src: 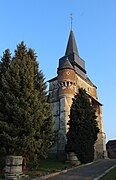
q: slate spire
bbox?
[58,29,86,78]
[65,30,79,56]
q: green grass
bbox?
[25,159,72,178]
[100,166,116,180]
[39,159,71,171]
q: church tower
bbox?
[48,29,107,160]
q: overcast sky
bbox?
[0,0,116,142]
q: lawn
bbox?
[26,159,72,178]
[100,166,116,180]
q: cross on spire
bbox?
[70,13,73,30]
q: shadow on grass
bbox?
[26,159,73,178]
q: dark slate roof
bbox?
[48,76,57,82]
[65,30,79,56]
[107,140,116,147]
[87,93,102,106]
[59,57,74,70]
[106,140,116,152]
[87,77,95,86]
[58,29,86,78]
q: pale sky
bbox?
[0,0,116,142]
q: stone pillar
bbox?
[95,105,107,159]
[67,152,80,165]
[5,156,23,180]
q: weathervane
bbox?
[70,13,73,30]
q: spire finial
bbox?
[70,13,73,30]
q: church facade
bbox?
[48,29,107,160]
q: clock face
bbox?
[66,71,70,75]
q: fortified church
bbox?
[48,28,107,160]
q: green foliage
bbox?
[65,88,99,163]
[27,158,72,172]
[0,49,11,76]
[0,42,55,164]
[100,167,116,180]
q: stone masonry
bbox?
[48,29,107,160]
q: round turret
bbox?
[57,57,76,96]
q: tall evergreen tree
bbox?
[0,42,55,163]
[0,49,11,166]
[0,49,11,86]
[65,88,99,163]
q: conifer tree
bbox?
[0,49,11,86]
[0,42,55,163]
[65,88,99,163]
[0,49,11,166]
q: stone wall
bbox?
[49,70,107,160]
